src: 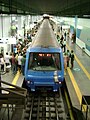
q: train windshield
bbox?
[28,52,61,71]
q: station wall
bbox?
[62,17,90,56]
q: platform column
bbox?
[74,15,78,43]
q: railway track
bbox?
[22,88,67,120]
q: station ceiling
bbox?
[0,0,90,17]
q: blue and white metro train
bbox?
[24,18,64,91]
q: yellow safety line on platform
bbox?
[75,56,90,80]
[66,44,90,80]
[67,67,82,104]
[12,71,20,85]
[64,89,75,120]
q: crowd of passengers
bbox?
[0,38,32,75]
[0,26,38,75]
[57,30,74,70]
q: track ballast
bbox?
[22,88,67,120]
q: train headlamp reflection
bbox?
[27,80,33,84]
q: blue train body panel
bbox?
[25,47,64,91]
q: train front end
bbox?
[24,47,64,92]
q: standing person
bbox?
[57,34,60,43]
[18,53,23,72]
[60,35,64,41]
[60,40,63,50]
[70,50,74,69]
[60,26,62,33]
[66,50,70,67]
[9,53,12,69]
[60,35,64,50]
[64,31,67,40]
[15,53,18,72]
[63,52,67,70]
[63,40,66,53]
[0,54,5,71]
[11,53,17,74]
[4,52,11,66]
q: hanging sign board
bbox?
[0,37,16,44]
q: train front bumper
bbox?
[25,70,64,91]
[26,80,62,92]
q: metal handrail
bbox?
[0,69,27,120]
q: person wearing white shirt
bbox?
[0,54,5,71]
[4,53,11,66]
[18,53,23,72]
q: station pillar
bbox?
[74,15,78,43]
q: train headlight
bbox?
[27,80,31,84]
[27,80,33,84]
[54,71,59,83]
[59,81,62,84]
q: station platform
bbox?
[1,70,24,88]
[0,70,27,120]
[64,40,90,119]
